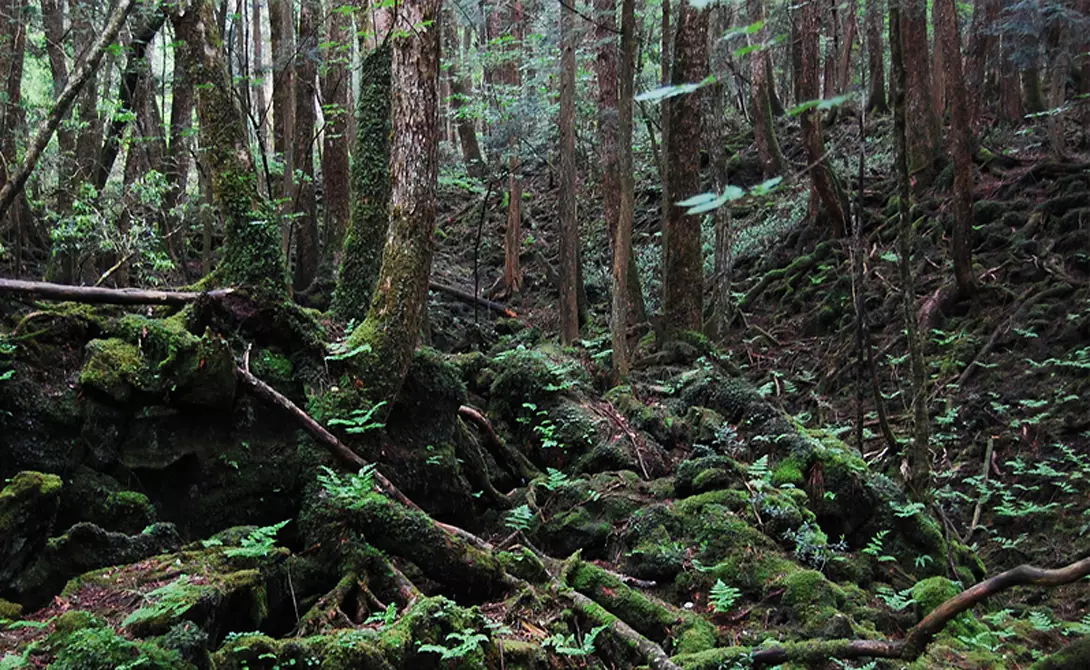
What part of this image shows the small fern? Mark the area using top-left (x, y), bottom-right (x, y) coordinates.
top-left (317, 465), bottom-right (377, 508)
top-left (418, 629), bottom-right (489, 660)
top-left (710, 579), bottom-right (742, 613)
top-left (225, 520), bottom-right (289, 558)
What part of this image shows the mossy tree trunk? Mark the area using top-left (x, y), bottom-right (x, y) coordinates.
top-left (331, 45), bottom-right (391, 324)
top-left (662, 0), bottom-right (707, 340)
top-left (611, 0), bottom-right (636, 380)
top-left (558, 0), bottom-right (580, 344)
top-left (268, 0), bottom-right (295, 256)
top-left (964, 0), bottom-right (997, 130)
top-left (174, 0), bottom-right (288, 297)
top-left (291, 0), bottom-right (320, 291)
top-left (342, 0), bottom-right (440, 405)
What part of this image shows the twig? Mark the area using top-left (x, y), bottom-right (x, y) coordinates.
top-left (969, 437), bottom-right (994, 536)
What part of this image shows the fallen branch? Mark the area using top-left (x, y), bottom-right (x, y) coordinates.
top-left (0, 278), bottom-right (234, 306)
top-left (681, 554), bottom-right (1090, 667)
top-left (429, 280), bottom-right (517, 318)
top-left (458, 405), bottom-right (540, 482)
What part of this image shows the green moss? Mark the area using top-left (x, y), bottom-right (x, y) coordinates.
top-left (79, 338), bottom-right (148, 402)
top-left (911, 577), bottom-right (984, 640)
top-left (1029, 636), bottom-right (1090, 670)
top-left (47, 614), bottom-right (189, 670)
top-left (0, 597), bottom-right (21, 619)
top-left (772, 457), bottom-right (805, 486)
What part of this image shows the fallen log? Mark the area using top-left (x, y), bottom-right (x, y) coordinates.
top-left (0, 278), bottom-right (234, 306)
top-left (429, 280), bottom-right (517, 318)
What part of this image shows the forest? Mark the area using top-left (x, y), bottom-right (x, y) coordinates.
top-left (1, 0), bottom-right (1089, 667)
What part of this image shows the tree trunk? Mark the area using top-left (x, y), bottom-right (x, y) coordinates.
top-left (165, 24), bottom-right (195, 221)
top-left (931, 0), bottom-right (947, 119)
top-left (998, 26), bottom-right (1022, 123)
top-left (798, 0), bottom-right (848, 238)
top-left (964, 0), bottom-right (997, 129)
top-left (1044, 18), bottom-right (1069, 159)
top-left (708, 4), bottom-right (733, 338)
top-left (890, 0), bottom-right (931, 500)
top-left (69, 0), bottom-right (105, 190)
top-left (836, 0), bottom-right (858, 98)
top-left (902, 0), bottom-right (939, 189)
top-left (0, 0), bottom-right (28, 247)
top-left (343, 0), bottom-right (440, 406)
top-left (252, 0), bottom-right (268, 144)
top-left (174, 0), bottom-right (287, 296)
top-left (747, 0), bottom-right (786, 177)
top-left (447, 63), bottom-right (485, 179)
top-left (0, 0), bottom-right (137, 230)
top-left (935, 0), bottom-right (976, 301)
top-left (662, 0), bottom-right (708, 339)
top-left (40, 0), bottom-right (75, 216)
top-left (1082, 0), bottom-right (1090, 146)
top-left (331, 46), bottom-right (391, 324)
top-left (503, 0), bottom-right (523, 298)
top-left (268, 0), bottom-right (294, 255)
top-left (612, 0), bottom-right (636, 381)
top-left (558, 0), bottom-right (580, 344)
top-left (865, 0), bottom-right (888, 113)
top-left (292, 0), bottom-right (319, 291)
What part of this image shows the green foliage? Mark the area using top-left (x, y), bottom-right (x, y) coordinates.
top-left (710, 579), bottom-right (742, 613)
top-left (542, 468), bottom-right (570, 491)
top-left (875, 584), bottom-right (915, 611)
top-left (123, 576), bottom-right (198, 628)
top-left (317, 465), bottom-right (377, 509)
top-left (327, 401), bottom-right (387, 434)
top-left (0, 336), bottom-right (13, 382)
top-left (224, 520), bottom-right (290, 558)
top-left (542, 624), bottom-right (607, 656)
top-left (861, 530), bottom-right (896, 562)
top-left (517, 402), bottom-right (563, 449)
top-left (417, 629), bottom-right (489, 660)
top-left (363, 603), bottom-right (398, 629)
top-left (504, 504), bottom-right (534, 532)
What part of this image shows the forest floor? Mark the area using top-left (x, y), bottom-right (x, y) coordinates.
top-left (1, 112), bottom-right (1089, 670)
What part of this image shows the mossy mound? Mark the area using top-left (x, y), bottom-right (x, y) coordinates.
top-left (0, 472), bottom-right (63, 599)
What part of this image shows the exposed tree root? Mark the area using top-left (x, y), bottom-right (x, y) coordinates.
top-left (459, 404), bottom-right (540, 482)
top-left (737, 241), bottom-right (834, 312)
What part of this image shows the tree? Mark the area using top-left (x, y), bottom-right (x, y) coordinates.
top-left (446, 20), bottom-right (485, 178)
top-left (935, 0), bottom-right (976, 300)
top-left (747, 0), bottom-right (786, 177)
top-left (865, 0), bottom-right (889, 113)
top-left (0, 0), bottom-right (28, 254)
top-left (331, 46), bottom-right (392, 324)
top-left (612, 0), bottom-right (636, 380)
top-left (292, 0), bottom-right (320, 291)
top-left (662, 0), bottom-right (708, 338)
top-left (316, 0), bottom-right (354, 288)
top-left (174, 0), bottom-right (288, 296)
top-left (797, 0), bottom-right (848, 237)
top-left (901, 0), bottom-right (940, 189)
top-left (268, 0), bottom-right (295, 253)
top-left (558, 0), bottom-right (580, 345)
top-left (890, 0), bottom-right (931, 499)
top-left (503, 0), bottom-right (524, 298)
top-left (340, 0), bottom-right (440, 405)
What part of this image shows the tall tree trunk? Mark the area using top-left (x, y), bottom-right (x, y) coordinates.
top-left (612, 0), bottom-right (636, 380)
top-left (865, 0), bottom-right (888, 112)
top-left (558, 0), bottom-right (580, 344)
top-left (268, 0), bottom-right (294, 255)
top-left (935, 0), bottom-right (976, 300)
top-left (902, 0), bottom-right (939, 189)
top-left (663, 0), bottom-right (708, 339)
top-left (315, 0), bottom-right (353, 290)
top-left (836, 0), bottom-right (858, 97)
top-left (964, 0), bottom-right (997, 129)
top-left (343, 0), bottom-right (440, 406)
top-left (446, 13), bottom-right (484, 177)
top-left (70, 0), bottom-right (104, 188)
top-left (708, 4), bottom-right (733, 338)
top-left (798, 0), bottom-right (848, 238)
top-left (1044, 18), bottom-right (1069, 159)
top-left (165, 26), bottom-right (195, 216)
top-left (747, 0), bottom-right (786, 177)
top-left (252, 0), bottom-right (268, 145)
top-left (174, 0), bottom-right (287, 296)
top-left (1082, 0), bottom-right (1090, 146)
top-left (890, 0), bottom-right (931, 500)
top-left (40, 0), bottom-right (75, 216)
top-left (931, 0), bottom-right (947, 118)
top-left (292, 0), bottom-right (319, 291)
top-left (0, 0), bottom-right (27, 249)
top-left (331, 46), bottom-right (391, 324)
top-left (503, 0), bottom-right (523, 297)
top-left (823, 0), bottom-right (840, 99)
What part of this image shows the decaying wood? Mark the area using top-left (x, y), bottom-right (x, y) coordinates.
top-left (429, 280), bottom-right (517, 317)
top-left (0, 278), bottom-right (235, 306)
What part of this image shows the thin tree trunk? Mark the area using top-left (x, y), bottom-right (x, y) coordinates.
top-left (662, 0), bottom-right (708, 339)
top-left (931, 0), bottom-right (947, 118)
top-left (935, 0), bottom-right (976, 300)
top-left (0, 0), bottom-right (137, 227)
top-left (612, 0), bottom-right (635, 381)
top-left (837, 0), bottom-right (858, 97)
top-left (316, 0), bottom-right (353, 287)
top-left (1044, 19), bottom-right (1069, 160)
top-left (865, 0), bottom-right (888, 112)
top-left (798, 0), bottom-right (848, 238)
top-left (252, 0), bottom-right (268, 145)
top-left (268, 0), bottom-right (295, 255)
top-left (504, 0), bottom-right (524, 297)
top-left (890, 0), bottom-right (931, 500)
top-left (0, 0), bottom-right (28, 245)
top-left (343, 0), bottom-right (441, 406)
top-left (747, 0), bottom-right (786, 177)
top-left (292, 0), bottom-right (320, 291)
top-left (902, 0), bottom-right (939, 188)
top-left (964, 0), bottom-right (996, 129)
top-left (558, 0), bottom-right (580, 344)
top-left (40, 0), bottom-right (75, 215)
top-left (70, 0), bottom-right (104, 188)
top-left (708, 4), bottom-right (733, 338)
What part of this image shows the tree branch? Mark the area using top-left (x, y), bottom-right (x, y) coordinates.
top-left (0, 278), bottom-right (234, 306)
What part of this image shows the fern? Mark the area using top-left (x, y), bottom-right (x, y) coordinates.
top-left (543, 468), bottom-right (570, 491)
top-left (328, 401), bottom-right (387, 434)
top-left (225, 520), bottom-right (289, 558)
top-left (317, 465), bottom-right (377, 508)
top-left (504, 505), bottom-right (534, 532)
top-left (418, 629), bottom-right (489, 660)
top-left (710, 579), bottom-right (742, 613)
top-left (542, 624), bottom-right (607, 656)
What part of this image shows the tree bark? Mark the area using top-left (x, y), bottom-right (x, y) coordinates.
top-left (708, 4), bottom-right (733, 339)
top-left (331, 45), bottom-right (391, 324)
top-left (292, 0), bottom-right (320, 291)
top-left (612, 0), bottom-right (636, 380)
top-left (798, 0), bottom-right (848, 238)
top-left (747, 0), bottom-right (786, 178)
top-left (342, 0), bottom-right (440, 405)
top-left (316, 0), bottom-right (353, 283)
top-left (503, 0), bottom-right (524, 298)
top-left (662, 0), bottom-right (708, 339)
top-left (901, 0), bottom-right (939, 188)
top-left (558, 0), bottom-right (580, 344)
top-left (0, 0), bottom-right (28, 245)
top-left (998, 22), bottom-right (1022, 123)
top-left (174, 0), bottom-right (288, 296)
top-left (935, 0), bottom-right (976, 301)
top-left (890, 0), bottom-right (931, 499)
top-left (268, 0), bottom-right (295, 255)
top-left (865, 0), bottom-right (888, 113)
top-left (252, 0), bottom-right (268, 144)
top-left (69, 0), bottom-right (104, 189)
top-left (447, 58), bottom-right (485, 178)
top-left (0, 0), bottom-right (137, 228)
top-left (0, 278), bottom-right (234, 305)
top-left (964, 0), bottom-right (997, 129)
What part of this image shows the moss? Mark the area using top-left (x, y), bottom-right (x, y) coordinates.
top-left (1029, 636), bottom-right (1090, 670)
top-left (772, 457), bottom-right (805, 487)
top-left (0, 597), bottom-right (21, 619)
top-left (781, 569), bottom-right (845, 634)
top-left (566, 560), bottom-right (716, 655)
top-left (1, 472), bottom-right (64, 588)
top-left (911, 577), bottom-right (984, 640)
top-left (331, 44), bottom-right (392, 323)
top-left (79, 338), bottom-right (149, 403)
top-left (47, 614), bottom-right (189, 670)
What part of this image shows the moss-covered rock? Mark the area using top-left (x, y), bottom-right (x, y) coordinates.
top-left (46, 612), bottom-right (191, 670)
top-left (911, 576), bottom-right (985, 640)
top-left (1030, 636), bottom-right (1090, 670)
top-left (0, 471), bottom-right (63, 600)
